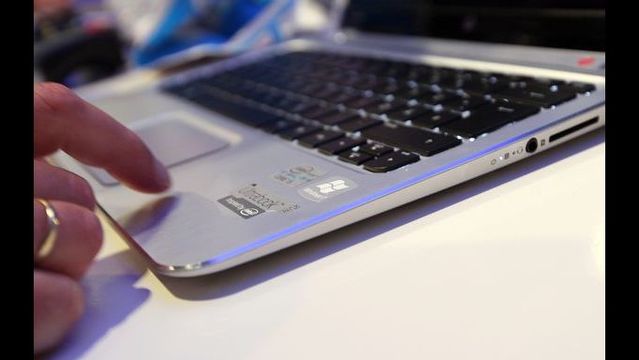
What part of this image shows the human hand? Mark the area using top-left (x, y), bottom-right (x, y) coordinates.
top-left (34, 82), bottom-right (171, 354)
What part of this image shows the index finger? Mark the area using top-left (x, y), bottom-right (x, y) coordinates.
top-left (34, 82), bottom-right (170, 193)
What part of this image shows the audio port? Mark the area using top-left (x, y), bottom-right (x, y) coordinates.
top-left (526, 138), bottom-right (538, 153)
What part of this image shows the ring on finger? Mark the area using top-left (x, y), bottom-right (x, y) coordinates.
top-left (35, 198), bottom-right (60, 260)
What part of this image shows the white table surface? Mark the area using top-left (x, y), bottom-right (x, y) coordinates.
top-left (47, 128), bottom-right (605, 360)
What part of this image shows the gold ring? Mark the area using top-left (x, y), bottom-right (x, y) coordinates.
top-left (36, 198), bottom-right (60, 260)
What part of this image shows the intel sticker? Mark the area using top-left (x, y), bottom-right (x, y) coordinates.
top-left (218, 184), bottom-right (300, 219)
top-left (217, 196), bottom-right (265, 219)
top-left (298, 176), bottom-right (358, 202)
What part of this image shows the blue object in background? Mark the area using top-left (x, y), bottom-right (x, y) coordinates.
top-left (133, 0), bottom-right (273, 66)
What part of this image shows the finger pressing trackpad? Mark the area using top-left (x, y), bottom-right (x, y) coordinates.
top-left (84, 118), bottom-right (229, 186)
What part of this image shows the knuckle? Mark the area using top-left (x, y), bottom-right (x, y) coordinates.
top-left (78, 209), bottom-right (103, 257)
top-left (67, 173), bottom-right (97, 209)
top-left (61, 278), bottom-right (85, 322)
top-left (34, 272), bottom-right (85, 324)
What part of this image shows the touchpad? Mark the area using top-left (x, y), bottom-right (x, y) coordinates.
top-left (84, 118), bottom-right (229, 186)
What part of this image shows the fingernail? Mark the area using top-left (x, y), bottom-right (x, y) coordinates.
top-left (154, 159), bottom-right (171, 190)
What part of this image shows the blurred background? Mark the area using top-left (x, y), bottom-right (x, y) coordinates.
top-left (34, 0), bottom-right (345, 87)
top-left (34, 0), bottom-right (604, 88)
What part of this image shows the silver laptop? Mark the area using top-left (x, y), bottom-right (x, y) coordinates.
top-left (51, 0), bottom-right (605, 277)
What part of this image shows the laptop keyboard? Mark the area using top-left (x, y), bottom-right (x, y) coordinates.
top-left (164, 51), bottom-right (596, 173)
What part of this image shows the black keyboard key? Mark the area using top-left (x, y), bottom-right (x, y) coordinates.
top-left (362, 123), bottom-right (462, 156)
top-left (438, 74), bottom-right (465, 89)
top-left (345, 96), bottom-right (385, 110)
top-left (495, 87), bottom-right (576, 108)
top-left (317, 110), bottom-right (360, 126)
top-left (330, 73), bottom-right (360, 87)
top-left (385, 63), bottom-right (411, 78)
top-left (363, 151), bottom-right (420, 173)
top-left (260, 119), bottom-right (298, 133)
top-left (259, 93), bottom-right (288, 106)
top-left (227, 107), bottom-right (280, 127)
top-left (371, 80), bottom-right (400, 95)
top-left (351, 76), bottom-right (382, 91)
top-left (287, 101), bottom-right (319, 114)
top-left (298, 83), bottom-right (326, 96)
top-left (568, 81), bottom-right (596, 93)
top-left (495, 82), bottom-right (578, 108)
top-left (314, 86), bottom-right (342, 100)
top-left (234, 87), bottom-right (264, 101)
top-left (407, 64), bottom-right (435, 80)
top-left (279, 125), bottom-right (322, 140)
top-left (443, 94), bottom-right (489, 112)
top-left (271, 97), bottom-right (304, 111)
top-left (441, 101), bottom-right (540, 138)
top-left (301, 106), bottom-right (339, 120)
top-left (318, 137), bottom-right (365, 155)
top-left (395, 86), bottom-right (423, 99)
top-left (431, 67), bottom-right (457, 84)
top-left (192, 96), bottom-right (279, 127)
top-left (386, 106), bottom-right (430, 122)
top-left (338, 151), bottom-right (374, 165)
top-left (364, 99), bottom-right (407, 115)
top-left (412, 111), bottom-right (462, 129)
top-left (298, 130), bottom-right (344, 148)
top-left (460, 75), bottom-right (509, 94)
top-left (326, 91), bottom-right (361, 105)
top-left (339, 117), bottom-right (383, 132)
top-left (414, 91), bottom-right (456, 106)
top-left (359, 143), bottom-right (393, 156)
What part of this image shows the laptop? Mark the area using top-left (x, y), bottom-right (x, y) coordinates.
top-left (51, 0), bottom-right (605, 277)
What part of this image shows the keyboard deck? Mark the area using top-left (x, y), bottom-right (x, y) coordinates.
top-left (164, 51), bottom-right (596, 173)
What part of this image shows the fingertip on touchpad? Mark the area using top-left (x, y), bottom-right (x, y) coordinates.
top-left (84, 118), bottom-right (229, 186)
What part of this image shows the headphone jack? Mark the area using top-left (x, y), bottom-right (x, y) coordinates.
top-left (526, 138), bottom-right (539, 153)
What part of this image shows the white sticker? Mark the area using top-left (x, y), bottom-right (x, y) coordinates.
top-left (235, 184), bottom-right (300, 214)
top-left (298, 176), bottom-right (358, 202)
